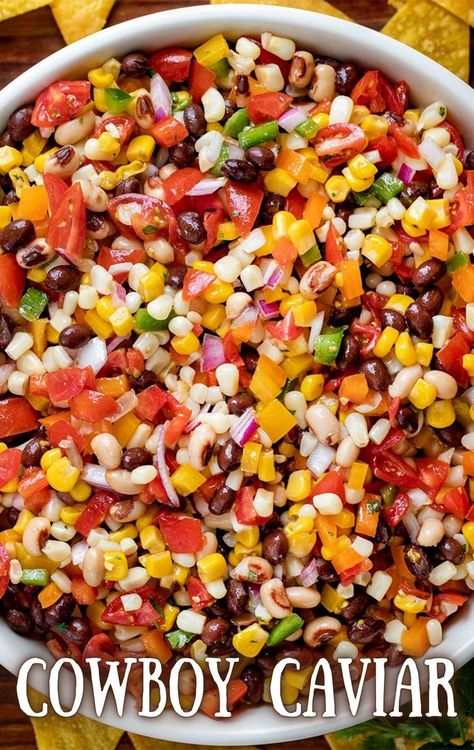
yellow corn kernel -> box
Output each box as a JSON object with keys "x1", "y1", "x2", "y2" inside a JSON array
[
  {"x1": 217, "y1": 221, "x2": 239, "y2": 242},
  {"x1": 0, "y1": 205, "x2": 11, "y2": 228},
  {"x1": 321, "y1": 535, "x2": 350, "y2": 561},
  {"x1": 9, "y1": 167, "x2": 29, "y2": 198},
  {"x1": 34, "y1": 148, "x2": 58, "y2": 174},
  {"x1": 109, "y1": 524, "x2": 138, "y2": 544},
  {"x1": 40, "y1": 448, "x2": 63, "y2": 471},
  {"x1": 171, "y1": 332, "x2": 200, "y2": 355},
  {"x1": 264, "y1": 168, "x2": 298, "y2": 197},
  {"x1": 272, "y1": 211, "x2": 296, "y2": 240},
  {"x1": 135, "y1": 507, "x2": 158, "y2": 534},
  {"x1": 13, "y1": 509, "x2": 34, "y2": 535},
  {"x1": 84, "y1": 309, "x2": 113, "y2": 338},
  {"x1": 280, "y1": 679, "x2": 299, "y2": 706},
  {"x1": 109, "y1": 306, "x2": 135, "y2": 337},
  {"x1": 333, "y1": 509, "x2": 355, "y2": 529},
  {"x1": 46, "y1": 457, "x2": 80, "y2": 493},
  {"x1": 0, "y1": 146, "x2": 22, "y2": 174},
  {"x1": 393, "y1": 590, "x2": 427, "y2": 614},
  {"x1": 293, "y1": 300, "x2": 317, "y2": 327},
  {"x1": 103, "y1": 551, "x2": 128, "y2": 581},
  {"x1": 360, "y1": 114, "x2": 389, "y2": 139},
  {"x1": 350, "y1": 105, "x2": 370, "y2": 124},
  {"x1": 60, "y1": 504, "x2": 86, "y2": 526},
  {"x1": 286, "y1": 517, "x2": 314, "y2": 537},
  {"x1": 403, "y1": 197, "x2": 435, "y2": 233},
  {"x1": 395, "y1": 331, "x2": 417, "y2": 367},
  {"x1": 93, "y1": 87, "x2": 108, "y2": 112},
  {"x1": 96, "y1": 131, "x2": 121, "y2": 160},
  {"x1": 425, "y1": 400, "x2": 456, "y2": 429},
  {"x1": 321, "y1": 584, "x2": 345, "y2": 614},
  {"x1": 362, "y1": 234, "x2": 393, "y2": 268},
  {"x1": 347, "y1": 461, "x2": 368, "y2": 491},
  {"x1": 416, "y1": 342, "x2": 434, "y2": 367},
  {"x1": 88, "y1": 67, "x2": 114, "y2": 87},
  {"x1": 161, "y1": 603, "x2": 179, "y2": 632},
  {"x1": 138, "y1": 271, "x2": 164, "y2": 302},
  {"x1": 69, "y1": 479, "x2": 92, "y2": 503},
  {"x1": 288, "y1": 531, "x2": 316, "y2": 558},
  {"x1": 232, "y1": 623, "x2": 268, "y2": 658},
  {"x1": 233, "y1": 542, "x2": 263, "y2": 563},
  {"x1": 325, "y1": 175, "x2": 351, "y2": 203},
  {"x1": 426, "y1": 198, "x2": 450, "y2": 230},
  {"x1": 258, "y1": 450, "x2": 276, "y2": 482},
  {"x1": 236, "y1": 527, "x2": 260, "y2": 548},
  {"x1": 194, "y1": 34, "x2": 229, "y2": 69},
  {"x1": 462, "y1": 522, "x2": 474, "y2": 550},
  {"x1": 287, "y1": 470, "x2": 312, "y2": 502},
  {"x1": 373, "y1": 326, "x2": 399, "y2": 358},
  {"x1": 201, "y1": 303, "x2": 226, "y2": 332},
  {"x1": 341, "y1": 167, "x2": 373, "y2": 192},
  {"x1": 287, "y1": 219, "x2": 315, "y2": 256},
  {"x1": 145, "y1": 551, "x2": 173, "y2": 578},
  {"x1": 463, "y1": 354, "x2": 474, "y2": 377},
  {"x1": 197, "y1": 552, "x2": 227, "y2": 583},
  {"x1": 160, "y1": 563, "x2": 189, "y2": 588},
  {"x1": 312, "y1": 112, "x2": 330, "y2": 129},
  {"x1": 140, "y1": 525, "x2": 165, "y2": 553},
  {"x1": 348, "y1": 154, "x2": 378, "y2": 180},
  {"x1": 170, "y1": 464, "x2": 206, "y2": 495},
  {"x1": 300, "y1": 373, "x2": 324, "y2": 402},
  {"x1": 408, "y1": 379, "x2": 437, "y2": 410},
  {"x1": 126, "y1": 135, "x2": 155, "y2": 163},
  {"x1": 96, "y1": 296, "x2": 115, "y2": 321}
]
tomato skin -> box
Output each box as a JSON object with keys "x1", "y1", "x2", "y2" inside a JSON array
[
  {"x1": 0, "y1": 397, "x2": 38, "y2": 439},
  {"x1": 247, "y1": 92, "x2": 291, "y2": 124},
  {"x1": 189, "y1": 61, "x2": 216, "y2": 103},
  {"x1": 351, "y1": 71, "x2": 407, "y2": 116},
  {"x1": 156, "y1": 511, "x2": 204, "y2": 553},
  {"x1": 285, "y1": 188, "x2": 306, "y2": 219},
  {"x1": 95, "y1": 115, "x2": 136, "y2": 147},
  {"x1": 0, "y1": 448, "x2": 22, "y2": 488},
  {"x1": 382, "y1": 491, "x2": 409, "y2": 527},
  {"x1": 45, "y1": 366, "x2": 94, "y2": 405},
  {"x1": 162, "y1": 167, "x2": 202, "y2": 206},
  {"x1": 312, "y1": 470, "x2": 345, "y2": 501},
  {"x1": 389, "y1": 122, "x2": 419, "y2": 159},
  {"x1": 203, "y1": 208, "x2": 225, "y2": 253},
  {"x1": 436, "y1": 331, "x2": 470, "y2": 389},
  {"x1": 372, "y1": 450, "x2": 421, "y2": 490},
  {"x1": 47, "y1": 419, "x2": 87, "y2": 453},
  {"x1": 200, "y1": 679, "x2": 247, "y2": 718},
  {"x1": 369, "y1": 135, "x2": 398, "y2": 167},
  {"x1": 188, "y1": 576, "x2": 215, "y2": 611},
  {"x1": 70, "y1": 390, "x2": 119, "y2": 421},
  {"x1": 428, "y1": 593, "x2": 468, "y2": 623},
  {"x1": 149, "y1": 48, "x2": 193, "y2": 82},
  {"x1": 32, "y1": 80, "x2": 90, "y2": 128},
  {"x1": 449, "y1": 172, "x2": 474, "y2": 231},
  {"x1": 223, "y1": 181, "x2": 263, "y2": 237},
  {"x1": 82, "y1": 633, "x2": 117, "y2": 661},
  {"x1": 442, "y1": 121, "x2": 464, "y2": 161},
  {"x1": 235, "y1": 486, "x2": 271, "y2": 526},
  {"x1": 75, "y1": 492, "x2": 118, "y2": 537},
  {"x1": 183, "y1": 269, "x2": 215, "y2": 300},
  {"x1": 102, "y1": 585, "x2": 167, "y2": 625},
  {"x1": 266, "y1": 311, "x2": 302, "y2": 341},
  {"x1": 47, "y1": 182, "x2": 86, "y2": 263},
  {"x1": 43, "y1": 173, "x2": 68, "y2": 214},
  {"x1": 433, "y1": 486, "x2": 470, "y2": 519},
  {"x1": 97, "y1": 244, "x2": 145, "y2": 283},
  {"x1": 0, "y1": 254, "x2": 25, "y2": 308},
  {"x1": 108, "y1": 193, "x2": 173, "y2": 243},
  {"x1": 416, "y1": 457, "x2": 449, "y2": 500},
  {"x1": 325, "y1": 221, "x2": 345, "y2": 264},
  {"x1": 315, "y1": 124, "x2": 368, "y2": 168}
]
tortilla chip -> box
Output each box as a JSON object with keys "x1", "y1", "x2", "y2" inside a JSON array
[
  {"x1": 382, "y1": 0, "x2": 470, "y2": 82},
  {"x1": 211, "y1": 0, "x2": 352, "y2": 22},
  {"x1": 0, "y1": 0, "x2": 50, "y2": 22},
  {"x1": 389, "y1": 0, "x2": 473, "y2": 25},
  {"x1": 129, "y1": 737, "x2": 258, "y2": 750},
  {"x1": 28, "y1": 689, "x2": 123, "y2": 750},
  {"x1": 51, "y1": 0, "x2": 116, "y2": 44}
]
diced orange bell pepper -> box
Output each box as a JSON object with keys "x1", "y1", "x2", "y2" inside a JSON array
[
  {"x1": 28, "y1": 319, "x2": 48, "y2": 357},
  {"x1": 250, "y1": 355, "x2": 287, "y2": 403},
  {"x1": 303, "y1": 192, "x2": 327, "y2": 229},
  {"x1": 452, "y1": 264, "x2": 474, "y2": 303},
  {"x1": 71, "y1": 578, "x2": 97, "y2": 606},
  {"x1": 18, "y1": 186, "x2": 48, "y2": 221},
  {"x1": 401, "y1": 618, "x2": 430, "y2": 657},
  {"x1": 391, "y1": 544, "x2": 415, "y2": 582},
  {"x1": 355, "y1": 498, "x2": 380, "y2": 537},
  {"x1": 331, "y1": 546, "x2": 365, "y2": 574},
  {"x1": 140, "y1": 630, "x2": 172, "y2": 663},
  {"x1": 276, "y1": 147, "x2": 311, "y2": 184},
  {"x1": 339, "y1": 373, "x2": 368, "y2": 404},
  {"x1": 272, "y1": 236, "x2": 297, "y2": 266},
  {"x1": 429, "y1": 229, "x2": 449, "y2": 260},
  {"x1": 463, "y1": 451, "x2": 474, "y2": 476},
  {"x1": 339, "y1": 259, "x2": 363, "y2": 300},
  {"x1": 314, "y1": 515, "x2": 337, "y2": 547},
  {"x1": 257, "y1": 398, "x2": 297, "y2": 443},
  {"x1": 95, "y1": 374, "x2": 129, "y2": 399},
  {"x1": 40, "y1": 411, "x2": 72, "y2": 429},
  {"x1": 38, "y1": 582, "x2": 63, "y2": 609},
  {"x1": 18, "y1": 467, "x2": 49, "y2": 499}
]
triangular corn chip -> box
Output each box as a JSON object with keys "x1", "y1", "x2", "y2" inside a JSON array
[
  {"x1": 0, "y1": 0, "x2": 50, "y2": 22},
  {"x1": 51, "y1": 0, "x2": 116, "y2": 44},
  {"x1": 211, "y1": 0, "x2": 352, "y2": 22},
  {"x1": 129, "y1": 736, "x2": 259, "y2": 750},
  {"x1": 389, "y1": 0, "x2": 473, "y2": 25}
]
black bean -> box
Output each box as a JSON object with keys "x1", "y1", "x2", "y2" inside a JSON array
[
  {"x1": 226, "y1": 579, "x2": 248, "y2": 614},
  {"x1": 241, "y1": 346, "x2": 259, "y2": 374},
  {"x1": 259, "y1": 511, "x2": 281, "y2": 536},
  {"x1": 0, "y1": 219, "x2": 35, "y2": 253},
  {"x1": 417, "y1": 286, "x2": 443, "y2": 316},
  {"x1": 3, "y1": 189, "x2": 19, "y2": 206},
  {"x1": 395, "y1": 404, "x2": 419, "y2": 434},
  {"x1": 245, "y1": 146, "x2": 275, "y2": 171},
  {"x1": 259, "y1": 192, "x2": 285, "y2": 224},
  {"x1": 399, "y1": 182, "x2": 428, "y2": 208},
  {"x1": 223, "y1": 99, "x2": 237, "y2": 122},
  {"x1": 128, "y1": 370, "x2": 158, "y2": 392},
  {"x1": 329, "y1": 304, "x2": 361, "y2": 327},
  {"x1": 313, "y1": 556, "x2": 337, "y2": 582},
  {"x1": 412, "y1": 258, "x2": 446, "y2": 287},
  {"x1": 375, "y1": 517, "x2": 390, "y2": 544},
  {"x1": 169, "y1": 141, "x2": 195, "y2": 168},
  {"x1": 44, "y1": 265, "x2": 81, "y2": 292},
  {"x1": 201, "y1": 617, "x2": 229, "y2": 646},
  {"x1": 22, "y1": 435, "x2": 50, "y2": 468},
  {"x1": 340, "y1": 593, "x2": 370, "y2": 622},
  {"x1": 396, "y1": 282, "x2": 415, "y2": 296},
  {"x1": 6, "y1": 105, "x2": 34, "y2": 142},
  {"x1": 114, "y1": 177, "x2": 142, "y2": 196},
  {"x1": 0, "y1": 313, "x2": 12, "y2": 349},
  {"x1": 121, "y1": 52, "x2": 149, "y2": 77},
  {"x1": 240, "y1": 664, "x2": 264, "y2": 704},
  {"x1": 167, "y1": 264, "x2": 187, "y2": 290},
  {"x1": 208, "y1": 485, "x2": 235, "y2": 515},
  {"x1": 429, "y1": 180, "x2": 444, "y2": 200},
  {"x1": 379, "y1": 308, "x2": 405, "y2": 332},
  {"x1": 65, "y1": 617, "x2": 92, "y2": 648},
  {"x1": 221, "y1": 159, "x2": 257, "y2": 183},
  {"x1": 437, "y1": 423, "x2": 463, "y2": 448},
  {"x1": 439, "y1": 537, "x2": 465, "y2": 565},
  {"x1": 86, "y1": 212, "x2": 106, "y2": 234},
  {"x1": 263, "y1": 528, "x2": 288, "y2": 565},
  {"x1": 335, "y1": 63, "x2": 359, "y2": 95},
  {"x1": 465, "y1": 151, "x2": 474, "y2": 169},
  {"x1": 31, "y1": 599, "x2": 45, "y2": 629},
  {"x1": 347, "y1": 617, "x2": 385, "y2": 644},
  {"x1": 360, "y1": 357, "x2": 389, "y2": 391},
  {"x1": 275, "y1": 645, "x2": 314, "y2": 668},
  {"x1": 44, "y1": 594, "x2": 76, "y2": 627},
  {"x1": 177, "y1": 211, "x2": 206, "y2": 244},
  {"x1": 405, "y1": 302, "x2": 433, "y2": 338},
  {"x1": 337, "y1": 333, "x2": 360, "y2": 370},
  {"x1": 6, "y1": 609, "x2": 32, "y2": 635},
  {"x1": 59, "y1": 324, "x2": 91, "y2": 349},
  {"x1": 6, "y1": 507, "x2": 19, "y2": 527},
  {"x1": 121, "y1": 447, "x2": 152, "y2": 471},
  {"x1": 183, "y1": 104, "x2": 206, "y2": 137},
  {"x1": 404, "y1": 544, "x2": 432, "y2": 580},
  {"x1": 0, "y1": 131, "x2": 16, "y2": 148},
  {"x1": 217, "y1": 439, "x2": 242, "y2": 472},
  {"x1": 228, "y1": 391, "x2": 255, "y2": 416}
]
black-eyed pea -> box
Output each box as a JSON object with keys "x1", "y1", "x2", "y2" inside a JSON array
[
  {"x1": 44, "y1": 145, "x2": 82, "y2": 178},
  {"x1": 286, "y1": 586, "x2": 321, "y2": 608},
  {"x1": 230, "y1": 555, "x2": 273, "y2": 584},
  {"x1": 187, "y1": 423, "x2": 216, "y2": 470},
  {"x1": 260, "y1": 578, "x2": 292, "y2": 618},
  {"x1": 303, "y1": 616, "x2": 341, "y2": 648},
  {"x1": 22, "y1": 517, "x2": 51, "y2": 557}
]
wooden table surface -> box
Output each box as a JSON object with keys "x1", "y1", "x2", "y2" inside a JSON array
[{"x1": 0, "y1": 0, "x2": 472, "y2": 747}]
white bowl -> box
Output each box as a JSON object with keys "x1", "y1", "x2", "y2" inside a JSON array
[{"x1": 0, "y1": 5, "x2": 473, "y2": 744}]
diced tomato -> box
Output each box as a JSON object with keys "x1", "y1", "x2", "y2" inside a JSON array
[
  {"x1": 285, "y1": 188, "x2": 306, "y2": 219},
  {"x1": 156, "y1": 511, "x2": 204, "y2": 553},
  {"x1": 32, "y1": 80, "x2": 91, "y2": 128},
  {"x1": 24, "y1": 487, "x2": 51, "y2": 513},
  {"x1": 47, "y1": 419, "x2": 86, "y2": 453},
  {"x1": 82, "y1": 633, "x2": 117, "y2": 661},
  {"x1": 95, "y1": 115, "x2": 136, "y2": 147},
  {"x1": 325, "y1": 220, "x2": 345, "y2": 264},
  {"x1": 223, "y1": 181, "x2": 263, "y2": 237},
  {"x1": 351, "y1": 71, "x2": 407, "y2": 116},
  {"x1": 140, "y1": 474, "x2": 169, "y2": 505},
  {"x1": 315, "y1": 123, "x2": 368, "y2": 168},
  {"x1": 107, "y1": 194, "x2": 173, "y2": 243},
  {"x1": 266, "y1": 310, "x2": 303, "y2": 341},
  {"x1": 203, "y1": 208, "x2": 225, "y2": 253},
  {"x1": 46, "y1": 182, "x2": 86, "y2": 263},
  {"x1": 0, "y1": 397, "x2": 38, "y2": 439},
  {"x1": 75, "y1": 492, "x2": 118, "y2": 537},
  {"x1": 416, "y1": 457, "x2": 449, "y2": 500},
  {"x1": 97, "y1": 244, "x2": 145, "y2": 280},
  {"x1": 256, "y1": 42, "x2": 291, "y2": 79},
  {"x1": 0, "y1": 448, "x2": 21, "y2": 488},
  {"x1": 150, "y1": 116, "x2": 188, "y2": 148},
  {"x1": 162, "y1": 168, "x2": 202, "y2": 206},
  {"x1": 369, "y1": 135, "x2": 398, "y2": 167},
  {"x1": 428, "y1": 592, "x2": 468, "y2": 623},
  {"x1": 43, "y1": 173, "x2": 69, "y2": 214},
  {"x1": 442, "y1": 121, "x2": 464, "y2": 161},
  {"x1": 452, "y1": 307, "x2": 474, "y2": 346},
  {"x1": 149, "y1": 48, "x2": 193, "y2": 82},
  {"x1": 163, "y1": 401, "x2": 192, "y2": 445},
  {"x1": 0, "y1": 254, "x2": 25, "y2": 308},
  {"x1": 136, "y1": 384, "x2": 168, "y2": 421},
  {"x1": 449, "y1": 172, "x2": 474, "y2": 231},
  {"x1": 45, "y1": 366, "x2": 94, "y2": 405},
  {"x1": 372, "y1": 450, "x2": 421, "y2": 490},
  {"x1": 200, "y1": 679, "x2": 247, "y2": 719},
  {"x1": 436, "y1": 331, "x2": 470, "y2": 389},
  {"x1": 312, "y1": 470, "x2": 345, "y2": 501},
  {"x1": 434, "y1": 486, "x2": 470, "y2": 519},
  {"x1": 104, "y1": 347, "x2": 145, "y2": 376},
  {"x1": 0, "y1": 543, "x2": 10, "y2": 599},
  {"x1": 382, "y1": 491, "x2": 409, "y2": 527},
  {"x1": 247, "y1": 92, "x2": 291, "y2": 124},
  {"x1": 183, "y1": 269, "x2": 215, "y2": 300},
  {"x1": 187, "y1": 576, "x2": 215, "y2": 612},
  {"x1": 235, "y1": 486, "x2": 271, "y2": 526},
  {"x1": 189, "y1": 61, "x2": 216, "y2": 103},
  {"x1": 29, "y1": 374, "x2": 48, "y2": 397},
  {"x1": 389, "y1": 122, "x2": 419, "y2": 159},
  {"x1": 102, "y1": 585, "x2": 167, "y2": 626},
  {"x1": 17, "y1": 466, "x2": 49, "y2": 499},
  {"x1": 222, "y1": 332, "x2": 244, "y2": 367},
  {"x1": 70, "y1": 390, "x2": 119, "y2": 421}
]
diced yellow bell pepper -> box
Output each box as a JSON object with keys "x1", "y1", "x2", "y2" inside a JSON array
[
  {"x1": 257, "y1": 398, "x2": 298, "y2": 443},
  {"x1": 250, "y1": 355, "x2": 287, "y2": 402},
  {"x1": 170, "y1": 464, "x2": 206, "y2": 495}
]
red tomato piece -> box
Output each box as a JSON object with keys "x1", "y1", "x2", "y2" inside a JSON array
[
  {"x1": 436, "y1": 331, "x2": 470, "y2": 389},
  {"x1": 82, "y1": 633, "x2": 116, "y2": 661},
  {"x1": 43, "y1": 173, "x2": 69, "y2": 214},
  {"x1": 222, "y1": 332, "x2": 244, "y2": 367},
  {"x1": 189, "y1": 61, "x2": 216, "y2": 103},
  {"x1": 182, "y1": 269, "x2": 215, "y2": 300},
  {"x1": 150, "y1": 116, "x2": 188, "y2": 148},
  {"x1": 325, "y1": 220, "x2": 345, "y2": 264},
  {"x1": 95, "y1": 115, "x2": 136, "y2": 147},
  {"x1": 187, "y1": 576, "x2": 215, "y2": 611},
  {"x1": 0, "y1": 448, "x2": 21, "y2": 488},
  {"x1": 434, "y1": 486, "x2": 470, "y2": 519},
  {"x1": 382, "y1": 491, "x2": 409, "y2": 527},
  {"x1": 312, "y1": 470, "x2": 345, "y2": 501},
  {"x1": 31, "y1": 80, "x2": 91, "y2": 128},
  {"x1": 449, "y1": 172, "x2": 474, "y2": 231},
  {"x1": 223, "y1": 181, "x2": 263, "y2": 237},
  {"x1": 0, "y1": 543, "x2": 10, "y2": 599},
  {"x1": 351, "y1": 71, "x2": 407, "y2": 116},
  {"x1": 17, "y1": 466, "x2": 49, "y2": 499},
  {"x1": 163, "y1": 404, "x2": 192, "y2": 446},
  {"x1": 46, "y1": 182, "x2": 86, "y2": 263},
  {"x1": 102, "y1": 585, "x2": 167, "y2": 626},
  {"x1": 107, "y1": 194, "x2": 172, "y2": 242},
  {"x1": 162, "y1": 168, "x2": 202, "y2": 206},
  {"x1": 200, "y1": 680, "x2": 247, "y2": 718},
  {"x1": 47, "y1": 419, "x2": 87, "y2": 453},
  {"x1": 372, "y1": 450, "x2": 421, "y2": 490},
  {"x1": 428, "y1": 593, "x2": 468, "y2": 623},
  {"x1": 442, "y1": 121, "x2": 464, "y2": 161},
  {"x1": 247, "y1": 92, "x2": 291, "y2": 124},
  {"x1": 149, "y1": 48, "x2": 193, "y2": 82},
  {"x1": 45, "y1": 366, "x2": 93, "y2": 405},
  {"x1": 315, "y1": 123, "x2": 368, "y2": 169},
  {"x1": 266, "y1": 310, "x2": 303, "y2": 341},
  {"x1": 369, "y1": 135, "x2": 398, "y2": 167},
  {"x1": 97, "y1": 244, "x2": 145, "y2": 274},
  {"x1": 0, "y1": 254, "x2": 25, "y2": 308},
  {"x1": 198, "y1": 473, "x2": 226, "y2": 501},
  {"x1": 235, "y1": 486, "x2": 271, "y2": 526},
  {"x1": 203, "y1": 208, "x2": 225, "y2": 253},
  {"x1": 156, "y1": 512, "x2": 204, "y2": 553},
  {"x1": 75, "y1": 492, "x2": 118, "y2": 537},
  {"x1": 70, "y1": 390, "x2": 119, "y2": 421},
  {"x1": 416, "y1": 457, "x2": 449, "y2": 500},
  {"x1": 0, "y1": 397, "x2": 37, "y2": 439},
  {"x1": 136, "y1": 384, "x2": 168, "y2": 421},
  {"x1": 389, "y1": 122, "x2": 419, "y2": 159},
  {"x1": 285, "y1": 188, "x2": 306, "y2": 219},
  {"x1": 24, "y1": 486, "x2": 51, "y2": 514}
]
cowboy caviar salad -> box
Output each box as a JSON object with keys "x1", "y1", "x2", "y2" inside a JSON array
[{"x1": 0, "y1": 32, "x2": 473, "y2": 716}]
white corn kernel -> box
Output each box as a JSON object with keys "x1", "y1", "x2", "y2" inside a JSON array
[
  {"x1": 240, "y1": 264, "x2": 264, "y2": 292},
  {"x1": 329, "y1": 95, "x2": 353, "y2": 125},
  {"x1": 201, "y1": 88, "x2": 226, "y2": 123},
  {"x1": 215, "y1": 363, "x2": 239, "y2": 397},
  {"x1": 176, "y1": 609, "x2": 206, "y2": 634},
  {"x1": 5, "y1": 332, "x2": 33, "y2": 360},
  {"x1": 255, "y1": 64, "x2": 284, "y2": 92},
  {"x1": 261, "y1": 32, "x2": 296, "y2": 61}
]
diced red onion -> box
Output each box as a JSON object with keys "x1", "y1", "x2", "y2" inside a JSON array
[
  {"x1": 232, "y1": 304, "x2": 258, "y2": 331},
  {"x1": 186, "y1": 177, "x2": 226, "y2": 196},
  {"x1": 150, "y1": 73, "x2": 172, "y2": 123},
  {"x1": 398, "y1": 162, "x2": 416, "y2": 185},
  {"x1": 0, "y1": 364, "x2": 15, "y2": 387},
  {"x1": 201, "y1": 334, "x2": 226, "y2": 372},
  {"x1": 263, "y1": 263, "x2": 284, "y2": 289},
  {"x1": 111, "y1": 282, "x2": 127, "y2": 309},
  {"x1": 184, "y1": 404, "x2": 211, "y2": 433},
  {"x1": 308, "y1": 311, "x2": 325, "y2": 352},
  {"x1": 300, "y1": 558, "x2": 319, "y2": 587},
  {"x1": 225, "y1": 141, "x2": 245, "y2": 160},
  {"x1": 81, "y1": 463, "x2": 112, "y2": 490},
  {"x1": 155, "y1": 422, "x2": 180, "y2": 507},
  {"x1": 403, "y1": 512, "x2": 420, "y2": 544},
  {"x1": 248, "y1": 583, "x2": 261, "y2": 609},
  {"x1": 76, "y1": 336, "x2": 107, "y2": 374},
  {"x1": 108, "y1": 390, "x2": 138, "y2": 423},
  {"x1": 230, "y1": 407, "x2": 258, "y2": 447},
  {"x1": 257, "y1": 300, "x2": 280, "y2": 320},
  {"x1": 106, "y1": 335, "x2": 128, "y2": 354},
  {"x1": 278, "y1": 107, "x2": 307, "y2": 133},
  {"x1": 307, "y1": 443, "x2": 336, "y2": 477}
]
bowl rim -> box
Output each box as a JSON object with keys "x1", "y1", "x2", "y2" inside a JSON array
[{"x1": 0, "y1": 4, "x2": 473, "y2": 744}]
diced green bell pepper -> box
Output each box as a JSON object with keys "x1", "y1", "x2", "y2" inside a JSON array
[
  {"x1": 19, "y1": 287, "x2": 48, "y2": 321},
  {"x1": 313, "y1": 326, "x2": 347, "y2": 366},
  {"x1": 21, "y1": 568, "x2": 49, "y2": 587},
  {"x1": 165, "y1": 629, "x2": 195, "y2": 649},
  {"x1": 134, "y1": 308, "x2": 174, "y2": 331},
  {"x1": 447, "y1": 252, "x2": 469, "y2": 274},
  {"x1": 373, "y1": 172, "x2": 404, "y2": 204},
  {"x1": 104, "y1": 88, "x2": 133, "y2": 115},
  {"x1": 223, "y1": 108, "x2": 250, "y2": 139},
  {"x1": 266, "y1": 614, "x2": 304, "y2": 646},
  {"x1": 301, "y1": 244, "x2": 322, "y2": 267},
  {"x1": 238, "y1": 120, "x2": 279, "y2": 150},
  {"x1": 295, "y1": 118, "x2": 319, "y2": 140}
]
